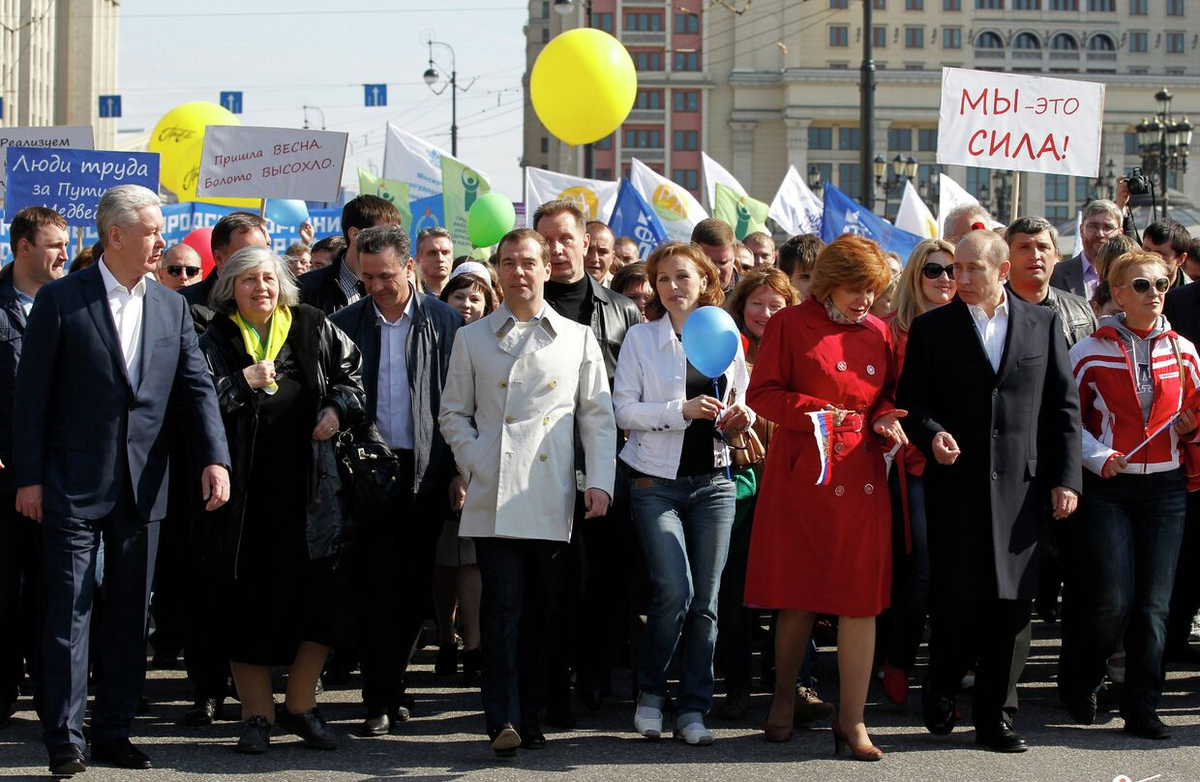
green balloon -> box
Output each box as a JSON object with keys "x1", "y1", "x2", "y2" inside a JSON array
[{"x1": 467, "y1": 193, "x2": 516, "y2": 248}]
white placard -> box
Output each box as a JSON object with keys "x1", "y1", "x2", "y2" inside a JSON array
[
  {"x1": 0, "y1": 126, "x2": 95, "y2": 202},
  {"x1": 197, "y1": 126, "x2": 348, "y2": 201},
  {"x1": 936, "y1": 67, "x2": 1105, "y2": 178}
]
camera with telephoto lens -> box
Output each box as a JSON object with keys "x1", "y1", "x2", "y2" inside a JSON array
[{"x1": 1126, "y1": 167, "x2": 1151, "y2": 196}]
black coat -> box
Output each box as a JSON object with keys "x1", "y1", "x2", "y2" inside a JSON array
[
  {"x1": 199, "y1": 304, "x2": 365, "y2": 578},
  {"x1": 546, "y1": 275, "x2": 641, "y2": 385},
  {"x1": 0, "y1": 266, "x2": 27, "y2": 493},
  {"x1": 297, "y1": 249, "x2": 355, "y2": 316},
  {"x1": 1164, "y1": 281, "x2": 1200, "y2": 345},
  {"x1": 330, "y1": 289, "x2": 463, "y2": 498},
  {"x1": 897, "y1": 296, "x2": 1083, "y2": 601},
  {"x1": 182, "y1": 270, "x2": 219, "y2": 333}
]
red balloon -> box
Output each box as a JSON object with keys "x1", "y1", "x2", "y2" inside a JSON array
[{"x1": 182, "y1": 228, "x2": 215, "y2": 277}]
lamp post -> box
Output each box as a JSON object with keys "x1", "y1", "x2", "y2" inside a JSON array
[
  {"x1": 807, "y1": 164, "x2": 823, "y2": 195},
  {"x1": 860, "y1": 0, "x2": 876, "y2": 210},
  {"x1": 874, "y1": 153, "x2": 917, "y2": 217},
  {"x1": 991, "y1": 170, "x2": 1013, "y2": 220},
  {"x1": 1136, "y1": 87, "x2": 1193, "y2": 219},
  {"x1": 1091, "y1": 158, "x2": 1116, "y2": 202},
  {"x1": 554, "y1": 0, "x2": 595, "y2": 178},
  {"x1": 919, "y1": 164, "x2": 940, "y2": 213},
  {"x1": 423, "y1": 40, "x2": 461, "y2": 156}
]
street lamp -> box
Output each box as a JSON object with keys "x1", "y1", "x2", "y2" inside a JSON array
[
  {"x1": 1137, "y1": 87, "x2": 1191, "y2": 219},
  {"x1": 1092, "y1": 158, "x2": 1116, "y2": 202},
  {"x1": 423, "y1": 39, "x2": 465, "y2": 157},
  {"x1": 874, "y1": 154, "x2": 917, "y2": 217},
  {"x1": 807, "y1": 164, "x2": 822, "y2": 193}
]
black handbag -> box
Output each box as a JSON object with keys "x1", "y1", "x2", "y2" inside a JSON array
[{"x1": 334, "y1": 422, "x2": 405, "y2": 522}]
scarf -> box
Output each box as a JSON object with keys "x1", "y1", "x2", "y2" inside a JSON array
[
  {"x1": 824, "y1": 297, "x2": 867, "y2": 326},
  {"x1": 229, "y1": 305, "x2": 292, "y2": 394}
]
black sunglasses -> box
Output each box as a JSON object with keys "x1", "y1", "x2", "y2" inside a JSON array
[
  {"x1": 1125, "y1": 276, "x2": 1170, "y2": 294},
  {"x1": 165, "y1": 265, "x2": 202, "y2": 278},
  {"x1": 921, "y1": 262, "x2": 954, "y2": 280}
]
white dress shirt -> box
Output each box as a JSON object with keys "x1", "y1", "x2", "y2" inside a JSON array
[
  {"x1": 967, "y1": 290, "x2": 1009, "y2": 373},
  {"x1": 374, "y1": 291, "x2": 417, "y2": 450},
  {"x1": 98, "y1": 258, "x2": 148, "y2": 388}
]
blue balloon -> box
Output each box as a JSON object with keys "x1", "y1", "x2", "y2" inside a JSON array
[
  {"x1": 264, "y1": 198, "x2": 309, "y2": 228},
  {"x1": 681, "y1": 306, "x2": 740, "y2": 378}
]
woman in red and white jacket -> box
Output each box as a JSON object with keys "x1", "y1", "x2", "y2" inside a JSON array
[{"x1": 1063, "y1": 250, "x2": 1200, "y2": 740}]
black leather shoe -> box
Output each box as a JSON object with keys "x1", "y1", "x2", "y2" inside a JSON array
[
  {"x1": 435, "y1": 644, "x2": 459, "y2": 676},
  {"x1": 277, "y1": 706, "x2": 338, "y2": 750},
  {"x1": 717, "y1": 687, "x2": 750, "y2": 721},
  {"x1": 184, "y1": 697, "x2": 224, "y2": 726},
  {"x1": 236, "y1": 716, "x2": 272, "y2": 754},
  {"x1": 975, "y1": 722, "x2": 1029, "y2": 753},
  {"x1": 521, "y1": 729, "x2": 547, "y2": 749},
  {"x1": 1063, "y1": 692, "x2": 1097, "y2": 725},
  {"x1": 1123, "y1": 714, "x2": 1171, "y2": 740},
  {"x1": 922, "y1": 681, "x2": 957, "y2": 736},
  {"x1": 489, "y1": 724, "x2": 521, "y2": 758},
  {"x1": 91, "y1": 737, "x2": 153, "y2": 769},
  {"x1": 361, "y1": 713, "x2": 392, "y2": 736},
  {"x1": 48, "y1": 743, "x2": 86, "y2": 776}
]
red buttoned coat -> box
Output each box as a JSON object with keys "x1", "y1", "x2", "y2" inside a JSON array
[{"x1": 744, "y1": 297, "x2": 896, "y2": 617}]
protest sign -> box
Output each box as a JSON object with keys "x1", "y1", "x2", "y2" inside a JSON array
[
  {"x1": 4, "y1": 148, "x2": 158, "y2": 227},
  {"x1": 937, "y1": 67, "x2": 1105, "y2": 178},
  {"x1": 197, "y1": 126, "x2": 348, "y2": 201},
  {"x1": 0, "y1": 126, "x2": 94, "y2": 202}
]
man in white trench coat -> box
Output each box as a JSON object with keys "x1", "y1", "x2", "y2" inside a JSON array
[{"x1": 438, "y1": 227, "x2": 617, "y2": 758}]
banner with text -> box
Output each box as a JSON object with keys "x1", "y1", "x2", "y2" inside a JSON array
[
  {"x1": 198, "y1": 126, "x2": 348, "y2": 201},
  {"x1": 936, "y1": 67, "x2": 1104, "y2": 178},
  {"x1": 4, "y1": 148, "x2": 159, "y2": 227},
  {"x1": 0, "y1": 126, "x2": 95, "y2": 203},
  {"x1": 524, "y1": 168, "x2": 620, "y2": 225}
]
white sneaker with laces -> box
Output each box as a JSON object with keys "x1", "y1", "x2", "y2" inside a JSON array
[
  {"x1": 634, "y1": 706, "x2": 662, "y2": 739},
  {"x1": 674, "y1": 721, "x2": 714, "y2": 746}
]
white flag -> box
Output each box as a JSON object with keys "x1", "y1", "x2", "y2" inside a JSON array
[
  {"x1": 701, "y1": 152, "x2": 745, "y2": 211},
  {"x1": 895, "y1": 180, "x2": 938, "y2": 240},
  {"x1": 768, "y1": 165, "x2": 823, "y2": 237},
  {"x1": 524, "y1": 168, "x2": 620, "y2": 227},
  {"x1": 936, "y1": 172, "x2": 996, "y2": 238},
  {"x1": 383, "y1": 124, "x2": 446, "y2": 200},
  {"x1": 628, "y1": 158, "x2": 708, "y2": 243}
]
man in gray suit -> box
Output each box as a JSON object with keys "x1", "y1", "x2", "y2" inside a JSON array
[{"x1": 1050, "y1": 200, "x2": 1123, "y2": 301}]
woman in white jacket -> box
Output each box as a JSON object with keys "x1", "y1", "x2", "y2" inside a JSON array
[{"x1": 613, "y1": 241, "x2": 754, "y2": 746}]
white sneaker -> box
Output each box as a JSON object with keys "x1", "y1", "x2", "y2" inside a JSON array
[
  {"x1": 634, "y1": 706, "x2": 662, "y2": 739},
  {"x1": 674, "y1": 721, "x2": 714, "y2": 746}
]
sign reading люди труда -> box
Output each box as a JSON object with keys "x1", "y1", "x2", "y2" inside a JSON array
[{"x1": 4, "y1": 147, "x2": 159, "y2": 227}]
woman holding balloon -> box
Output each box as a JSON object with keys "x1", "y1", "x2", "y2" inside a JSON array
[
  {"x1": 744, "y1": 235, "x2": 906, "y2": 760},
  {"x1": 613, "y1": 242, "x2": 753, "y2": 746}
]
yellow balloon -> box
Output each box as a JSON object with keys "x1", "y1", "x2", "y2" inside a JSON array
[
  {"x1": 531, "y1": 28, "x2": 636, "y2": 146},
  {"x1": 149, "y1": 102, "x2": 240, "y2": 195},
  {"x1": 172, "y1": 137, "x2": 262, "y2": 210}
]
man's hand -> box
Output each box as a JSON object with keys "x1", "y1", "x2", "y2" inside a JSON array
[
  {"x1": 1051, "y1": 486, "x2": 1079, "y2": 520},
  {"x1": 449, "y1": 475, "x2": 468, "y2": 512},
  {"x1": 299, "y1": 221, "x2": 314, "y2": 246},
  {"x1": 201, "y1": 465, "x2": 230, "y2": 511},
  {"x1": 873, "y1": 409, "x2": 909, "y2": 446},
  {"x1": 1101, "y1": 453, "x2": 1128, "y2": 479},
  {"x1": 15, "y1": 484, "x2": 43, "y2": 523},
  {"x1": 932, "y1": 431, "x2": 961, "y2": 465},
  {"x1": 1115, "y1": 176, "x2": 1131, "y2": 210},
  {"x1": 583, "y1": 488, "x2": 610, "y2": 519}
]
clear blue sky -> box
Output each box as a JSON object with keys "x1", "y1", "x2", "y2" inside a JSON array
[{"x1": 118, "y1": 1, "x2": 528, "y2": 199}]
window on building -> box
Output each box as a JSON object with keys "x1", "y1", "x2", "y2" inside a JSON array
[
  {"x1": 831, "y1": 0, "x2": 850, "y2": 7},
  {"x1": 673, "y1": 51, "x2": 701, "y2": 70},
  {"x1": 976, "y1": 31, "x2": 1004, "y2": 48},
  {"x1": 838, "y1": 163, "x2": 863, "y2": 201},
  {"x1": 1129, "y1": 31, "x2": 1148, "y2": 52},
  {"x1": 905, "y1": 27, "x2": 925, "y2": 47},
  {"x1": 1045, "y1": 173, "x2": 1069, "y2": 201},
  {"x1": 673, "y1": 130, "x2": 699, "y2": 150},
  {"x1": 888, "y1": 128, "x2": 913, "y2": 150},
  {"x1": 633, "y1": 51, "x2": 663, "y2": 70},
  {"x1": 1013, "y1": 0, "x2": 1040, "y2": 8},
  {"x1": 1050, "y1": 0, "x2": 1077, "y2": 9},
  {"x1": 593, "y1": 12, "x2": 614, "y2": 32},
  {"x1": 1013, "y1": 32, "x2": 1040, "y2": 49},
  {"x1": 809, "y1": 127, "x2": 833, "y2": 149},
  {"x1": 966, "y1": 168, "x2": 991, "y2": 199},
  {"x1": 1167, "y1": 0, "x2": 1184, "y2": 15},
  {"x1": 595, "y1": 134, "x2": 613, "y2": 150},
  {"x1": 635, "y1": 90, "x2": 663, "y2": 110},
  {"x1": 1129, "y1": 0, "x2": 1147, "y2": 13},
  {"x1": 673, "y1": 91, "x2": 700, "y2": 112},
  {"x1": 829, "y1": 62, "x2": 850, "y2": 68},
  {"x1": 1129, "y1": 66, "x2": 1150, "y2": 74},
  {"x1": 1074, "y1": 176, "x2": 1093, "y2": 204},
  {"x1": 839, "y1": 127, "x2": 862, "y2": 150},
  {"x1": 906, "y1": 0, "x2": 924, "y2": 8},
  {"x1": 975, "y1": 0, "x2": 1003, "y2": 8},
  {"x1": 623, "y1": 129, "x2": 663, "y2": 148},
  {"x1": 595, "y1": 168, "x2": 613, "y2": 181},
  {"x1": 830, "y1": 26, "x2": 849, "y2": 46},
  {"x1": 918, "y1": 128, "x2": 938, "y2": 150},
  {"x1": 674, "y1": 13, "x2": 700, "y2": 33},
  {"x1": 873, "y1": 26, "x2": 887, "y2": 47},
  {"x1": 944, "y1": 0, "x2": 962, "y2": 8},
  {"x1": 672, "y1": 169, "x2": 699, "y2": 191},
  {"x1": 874, "y1": 0, "x2": 887, "y2": 8},
  {"x1": 1046, "y1": 206, "x2": 1069, "y2": 224},
  {"x1": 1088, "y1": 34, "x2": 1115, "y2": 50},
  {"x1": 540, "y1": 137, "x2": 548, "y2": 154},
  {"x1": 1167, "y1": 32, "x2": 1186, "y2": 53},
  {"x1": 813, "y1": 163, "x2": 834, "y2": 186},
  {"x1": 1124, "y1": 132, "x2": 1137, "y2": 154},
  {"x1": 943, "y1": 28, "x2": 962, "y2": 48},
  {"x1": 1088, "y1": 0, "x2": 1114, "y2": 10},
  {"x1": 625, "y1": 13, "x2": 663, "y2": 31},
  {"x1": 1166, "y1": 67, "x2": 1187, "y2": 75},
  {"x1": 1050, "y1": 33, "x2": 1078, "y2": 49}
]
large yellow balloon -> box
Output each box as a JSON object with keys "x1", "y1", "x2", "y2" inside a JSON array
[
  {"x1": 149, "y1": 102, "x2": 240, "y2": 195},
  {"x1": 173, "y1": 137, "x2": 262, "y2": 209},
  {"x1": 531, "y1": 28, "x2": 636, "y2": 146}
]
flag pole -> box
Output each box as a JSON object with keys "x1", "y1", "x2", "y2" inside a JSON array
[{"x1": 1010, "y1": 171, "x2": 1021, "y2": 224}]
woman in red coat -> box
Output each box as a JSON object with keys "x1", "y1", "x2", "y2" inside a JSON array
[{"x1": 745, "y1": 235, "x2": 907, "y2": 760}]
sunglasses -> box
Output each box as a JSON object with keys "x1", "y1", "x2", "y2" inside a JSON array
[
  {"x1": 921, "y1": 262, "x2": 954, "y2": 280},
  {"x1": 1124, "y1": 276, "x2": 1170, "y2": 294},
  {"x1": 165, "y1": 265, "x2": 202, "y2": 278}
]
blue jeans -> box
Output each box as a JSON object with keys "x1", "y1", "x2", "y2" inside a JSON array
[
  {"x1": 632, "y1": 471, "x2": 734, "y2": 726},
  {"x1": 1059, "y1": 469, "x2": 1186, "y2": 719}
]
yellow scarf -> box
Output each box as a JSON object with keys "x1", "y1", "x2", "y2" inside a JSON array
[{"x1": 229, "y1": 306, "x2": 292, "y2": 394}]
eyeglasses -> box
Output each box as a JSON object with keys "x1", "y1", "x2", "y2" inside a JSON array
[
  {"x1": 165, "y1": 265, "x2": 203, "y2": 279},
  {"x1": 921, "y1": 262, "x2": 954, "y2": 280},
  {"x1": 1123, "y1": 276, "x2": 1170, "y2": 294}
]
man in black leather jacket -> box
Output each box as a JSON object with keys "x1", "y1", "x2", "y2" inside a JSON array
[
  {"x1": 1006, "y1": 217, "x2": 1097, "y2": 348},
  {"x1": 297, "y1": 195, "x2": 401, "y2": 316}
]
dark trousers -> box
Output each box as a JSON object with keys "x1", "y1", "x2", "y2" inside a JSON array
[
  {"x1": 0, "y1": 494, "x2": 38, "y2": 707},
  {"x1": 1165, "y1": 487, "x2": 1200, "y2": 651},
  {"x1": 885, "y1": 472, "x2": 930, "y2": 671},
  {"x1": 1060, "y1": 470, "x2": 1186, "y2": 719},
  {"x1": 927, "y1": 595, "x2": 1030, "y2": 730},
  {"x1": 715, "y1": 499, "x2": 755, "y2": 691},
  {"x1": 148, "y1": 514, "x2": 187, "y2": 659},
  {"x1": 475, "y1": 536, "x2": 566, "y2": 733},
  {"x1": 40, "y1": 488, "x2": 158, "y2": 752},
  {"x1": 577, "y1": 494, "x2": 634, "y2": 692}
]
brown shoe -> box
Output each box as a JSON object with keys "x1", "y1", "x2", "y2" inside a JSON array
[{"x1": 794, "y1": 686, "x2": 835, "y2": 725}]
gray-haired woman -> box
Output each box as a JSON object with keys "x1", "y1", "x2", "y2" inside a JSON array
[{"x1": 199, "y1": 246, "x2": 366, "y2": 755}]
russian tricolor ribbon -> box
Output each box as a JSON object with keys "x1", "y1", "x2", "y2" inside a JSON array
[{"x1": 808, "y1": 410, "x2": 837, "y2": 486}]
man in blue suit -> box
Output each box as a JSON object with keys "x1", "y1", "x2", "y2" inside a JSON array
[{"x1": 13, "y1": 185, "x2": 231, "y2": 776}]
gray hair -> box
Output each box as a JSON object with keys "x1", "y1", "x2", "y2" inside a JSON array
[
  {"x1": 1081, "y1": 198, "x2": 1122, "y2": 225},
  {"x1": 956, "y1": 228, "x2": 1009, "y2": 268},
  {"x1": 943, "y1": 202, "x2": 992, "y2": 240},
  {"x1": 96, "y1": 184, "x2": 161, "y2": 238},
  {"x1": 1004, "y1": 216, "x2": 1060, "y2": 249},
  {"x1": 357, "y1": 224, "x2": 411, "y2": 261},
  {"x1": 159, "y1": 242, "x2": 200, "y2": 269},
  {"x1": 209, "y1": 246, "x2": 300, "y2": 315},
  {"x1": 415, "y1": 226, "x2": 452, "y2": 254}
]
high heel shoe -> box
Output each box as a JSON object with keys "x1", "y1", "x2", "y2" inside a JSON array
[
  {"x1": 762, "y1": 719, "x2": 794, "y2": 743},
  {"x1": 831, "y1": 718, "x2": 883, "y2": 761}
]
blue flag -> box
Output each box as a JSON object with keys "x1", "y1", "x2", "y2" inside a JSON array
[
  {"x1": 609, "y1": 179, "x2": 669, "y2": 261},
  {"x1": 819, "y1": 182, "x2": 924, "y2": 264}
]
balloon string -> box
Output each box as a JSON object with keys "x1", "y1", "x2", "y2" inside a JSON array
[{"x1": 716, "y1": 378, "x2": 730, "y2": 481}]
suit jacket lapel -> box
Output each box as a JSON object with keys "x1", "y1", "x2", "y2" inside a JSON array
[
  {"x1": 995, "y1": 295, "x2": 1024, "y2": 384},
  {"x1": 83, "y1": 265, "x2": 132, "y2": 390},
  {"x1": 949, "y1": 298, "x2": 997, "y2": 381},
  {"x1": 136, "y1": 282, "x2": 173, "y2": 394}
]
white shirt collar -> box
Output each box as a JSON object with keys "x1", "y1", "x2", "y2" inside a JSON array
[
  {"x1": 500, "y1": 302, "x2": 546, "y2": 324},
  {"x1": 98, "y1": 256, "x2": 148, "y2": 296},
  {"x1": 373, "y1": 287, "x2": 417, "y2": 326},
  {"x1": 968, "y1": 289, "x2": 1008, "y2": 320}
]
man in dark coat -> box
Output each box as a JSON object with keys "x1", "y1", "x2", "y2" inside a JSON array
[
  {"x1": 297, "y1": 195, "x2": 401, "y2": 316},
  {"x1": 898, "y1": 229, "x2": 1082, "y2": 753}
]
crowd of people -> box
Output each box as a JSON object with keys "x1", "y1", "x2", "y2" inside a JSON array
[{"x1": 1, "y1": 178, "x2": 1199, "y2": 775}]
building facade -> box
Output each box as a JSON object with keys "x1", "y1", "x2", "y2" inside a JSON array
[
  {"x1": 1, "y1": 0, "x2": 120, "y2": 149},
  {"x1": 523, "y1": 0, "x2": 1198, "y2": 226}
]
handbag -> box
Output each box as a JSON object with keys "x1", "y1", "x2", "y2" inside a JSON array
[
  {"x1": 334, "y1": 421, "x2": 406, "y2": 521},
  {"x1": 729, "y1": 425, "x2": 767, "y2": 468}
]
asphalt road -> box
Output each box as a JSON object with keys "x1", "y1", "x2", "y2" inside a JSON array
[{"x1": 2, "y1": 623, "x2": 1198, "y2": 782}]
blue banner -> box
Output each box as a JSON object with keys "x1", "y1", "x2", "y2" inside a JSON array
[
  {"x1": 5, "y1": 147, "x2": 159, "y2": 227},
  {"x1": 819, "y1": 182, "x2": 924, "y2": 264},
  {"x1": 409, "y1": 193, "x2": 445, "y2": 255},
  {"x1": 609, "y1": 179, "x2": 669, "y2": 261}
]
